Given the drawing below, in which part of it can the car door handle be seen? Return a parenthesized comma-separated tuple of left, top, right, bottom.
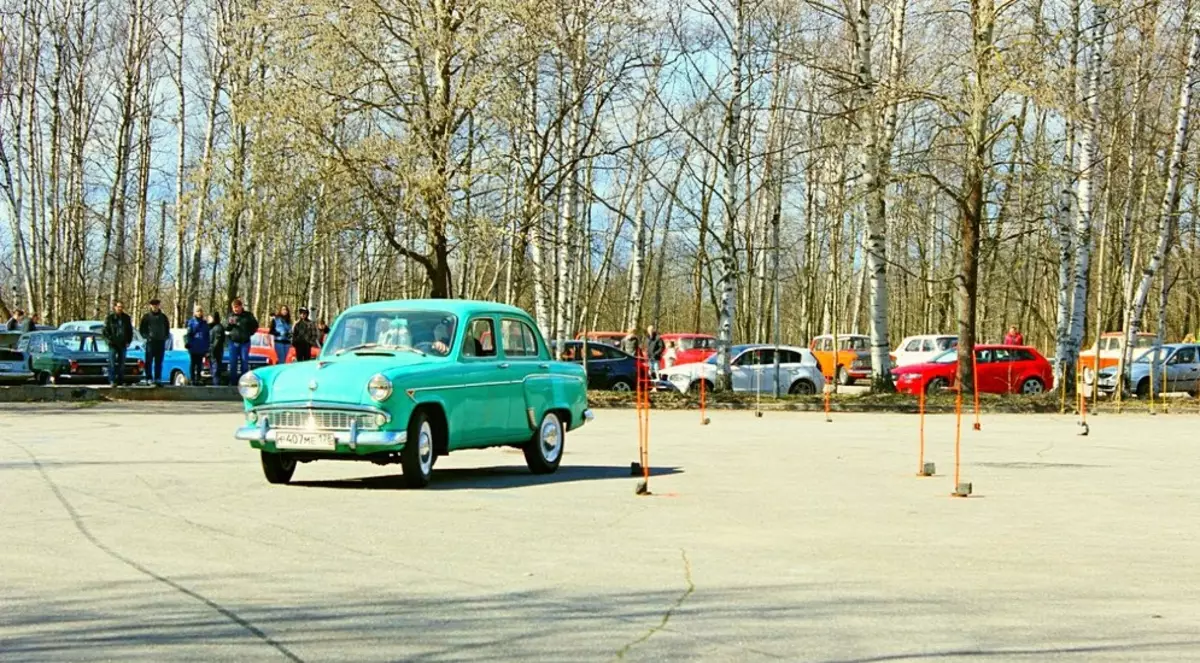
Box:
(539, 363, 549, 369)
(498, 363, 510, 369)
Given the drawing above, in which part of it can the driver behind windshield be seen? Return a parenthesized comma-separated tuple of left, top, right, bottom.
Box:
(415, 320, 453, 356)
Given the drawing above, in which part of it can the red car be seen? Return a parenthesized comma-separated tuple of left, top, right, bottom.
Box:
(661, 333, 717, 367)
(891, 344, 1054, 396)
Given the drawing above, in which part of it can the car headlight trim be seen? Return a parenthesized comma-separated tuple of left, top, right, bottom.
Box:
(368, 373, 393, 402)
(238, 372, 262, 400)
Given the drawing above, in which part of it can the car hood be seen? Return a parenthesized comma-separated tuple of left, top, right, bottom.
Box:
(891, 361, 948, 375)
(259, 352, 445, 404)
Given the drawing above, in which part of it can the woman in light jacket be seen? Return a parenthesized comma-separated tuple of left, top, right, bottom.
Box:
(269, 305, 293, 365)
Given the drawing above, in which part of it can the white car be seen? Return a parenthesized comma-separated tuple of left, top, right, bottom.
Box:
(60, 320, 147, 349)
(891, 334, 957, 367)
(662, 344, 826, 395)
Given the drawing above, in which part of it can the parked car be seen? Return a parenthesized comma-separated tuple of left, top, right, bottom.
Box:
(661, 333, 717, 368)
(891, 334, 958, 367)
(0, 331, 22, 349)
(1095, 343, 1200, 398)
(660, 344, 825, 395)
(59, 320, 147, 350)
(575, 331, 626, 347)
(250, 329, 279, 365)
(0, 346, 34, 384)
(234, 299, 592, 487)
(554, 340, 644, 391)
(809, 334, 871, 386)
(17, 331, 144, 384)
(203, 344, 271, 385)
(1079, 331, 1159, 385)
(891, 345, 1053, 396)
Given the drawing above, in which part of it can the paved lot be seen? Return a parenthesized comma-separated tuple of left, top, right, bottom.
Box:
(2, 404, 1199, 662)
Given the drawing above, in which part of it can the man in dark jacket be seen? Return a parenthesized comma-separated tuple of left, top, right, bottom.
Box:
(225, 298, 259, 382)
(207, 314, 226, 385)
(6, 309, 25, 331)
(102, 302, 134, 387)
(139, 298, 171, 385)
(292, 307, 319, 361)
(645, 325, 665, 377)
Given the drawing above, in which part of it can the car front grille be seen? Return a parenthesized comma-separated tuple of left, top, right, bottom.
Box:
(265, 408, 380, 431)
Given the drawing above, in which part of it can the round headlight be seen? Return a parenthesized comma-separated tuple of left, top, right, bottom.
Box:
(368, 374, 393, 402)
(238, 372, 262, 400)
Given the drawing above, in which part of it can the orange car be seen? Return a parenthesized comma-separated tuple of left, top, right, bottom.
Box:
(1079, 331, 1158, 383)
(809, 333, 872, 386)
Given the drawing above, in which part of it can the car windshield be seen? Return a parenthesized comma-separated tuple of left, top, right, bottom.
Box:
(1133, 347, 1167, 364)
(323, 310, 458, 358)
(930, 349, 958, 364)
(50, 333, 107, 353)
(680, 337, 715, 350)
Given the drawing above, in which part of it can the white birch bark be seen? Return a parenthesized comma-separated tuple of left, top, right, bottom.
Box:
(1064, 5, 1107, 379)
(1125, 23, 1200, 347)
(716, 0, 744, 391)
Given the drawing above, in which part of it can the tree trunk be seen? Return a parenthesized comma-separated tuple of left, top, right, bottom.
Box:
(716, 0, 744, 391)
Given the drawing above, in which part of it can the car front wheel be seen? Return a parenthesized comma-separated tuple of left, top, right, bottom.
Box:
(402, 412, 437, 488)
(524, 411, 564, 475)
(837, 366, 854, 386)
(925, 377, 950, 395)
(261, 451, 296, 484)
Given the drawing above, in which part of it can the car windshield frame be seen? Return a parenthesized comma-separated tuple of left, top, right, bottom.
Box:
(321, 310, 459, 358)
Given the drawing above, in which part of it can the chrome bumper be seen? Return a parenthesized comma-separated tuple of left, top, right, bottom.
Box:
(583, 408, 595, 422)
(234, 419, 406, 448)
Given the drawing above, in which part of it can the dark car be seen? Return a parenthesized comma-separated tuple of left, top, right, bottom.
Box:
(200, 344, 270, 385)
(0, 346, 34, 384)
(554, 340, 643, 391)
(0, 331, 22, 349)
(17, 331, 144, 385)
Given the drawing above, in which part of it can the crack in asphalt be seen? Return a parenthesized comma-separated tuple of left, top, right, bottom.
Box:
(614, 549, 696, 660)
(9, 440, 305, 663)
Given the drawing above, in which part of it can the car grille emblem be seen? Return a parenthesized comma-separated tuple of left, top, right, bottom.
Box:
(309, 380, 318, 391)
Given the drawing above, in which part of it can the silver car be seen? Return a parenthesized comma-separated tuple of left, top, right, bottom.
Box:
(1096, 343, 1200, 397)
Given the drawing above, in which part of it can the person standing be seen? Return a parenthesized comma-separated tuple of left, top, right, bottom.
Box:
(269, 305, 293, 364)
(645, 325, 665, 377)
(207, 313, 226, 385)
(185, 305, 211, 385)
(1004, 325, 1025, 346)
(317, 318, 331, 345)
(292, 307, 318, 361)
(225, 298, 259, 382)
(102, 302, 134, 387)
(6, 309, 24, 331)
(621, 328, 640, 358)
(139, 298, 171, 385)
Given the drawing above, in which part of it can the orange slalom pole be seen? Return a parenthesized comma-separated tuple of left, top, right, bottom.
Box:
(699, 372, 709, 425)
(953, 387, 963, 490)
(971, 351, 981, 431)
(918, 385, 927, 475)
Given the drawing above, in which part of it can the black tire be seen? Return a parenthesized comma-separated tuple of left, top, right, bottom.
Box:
(609, 378, 633, 392)
(261, 451, 296, 484)
(36, 372, 51, 385)
(1136, 378, 1150, 399)
(789, 379, 816, 395)
(925, 377, 950, 395)
(402, 410, 437, 488)
(1019, 377, 1045, 395)
(688, 379, 713, 395)
(171, 370, 188, 387)
(524, 411, 564, 475)
(837, 366, 854, 386)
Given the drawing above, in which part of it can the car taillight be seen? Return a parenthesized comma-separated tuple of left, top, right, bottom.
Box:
(69, 360, 79, 373)
(137, 359, 145, 369)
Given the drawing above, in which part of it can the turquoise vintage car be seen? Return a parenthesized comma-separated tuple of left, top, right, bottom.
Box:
(234, 299, 592, 487)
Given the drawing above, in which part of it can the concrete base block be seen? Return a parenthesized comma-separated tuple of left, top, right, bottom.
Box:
(953, 482, 973, 497)
(919, 462, 936, 477)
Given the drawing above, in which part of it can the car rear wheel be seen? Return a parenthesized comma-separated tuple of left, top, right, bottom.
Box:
(401, 412, 436, 488)
(36, 371, 51, 385)
(610, 379, 632, 392)
(1136, 378, 1151, 399)
(261, 451, 296, 484)
(837, 366, 853, 386)
(524, 411, 564, 475)
(789, 379, 816, 395)
(171, 370, 188, 387)
(1020, 377, 1045, 395)
(925, 377, 950, 395)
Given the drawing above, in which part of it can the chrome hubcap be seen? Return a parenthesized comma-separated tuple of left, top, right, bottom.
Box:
(612, 382, 631, 392)
(418, 421, 434, 473)
(1024, 380, 1042, 394)
(540, 415, 562, 463)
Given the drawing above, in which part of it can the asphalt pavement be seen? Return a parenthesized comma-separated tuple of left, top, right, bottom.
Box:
(2, 404, 1199, 661)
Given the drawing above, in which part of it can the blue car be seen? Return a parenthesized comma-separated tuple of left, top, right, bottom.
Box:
(553, 340, 641, 391)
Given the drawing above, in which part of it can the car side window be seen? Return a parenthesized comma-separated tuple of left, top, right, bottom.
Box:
(1170, 347, 1195, 364)
(462, 318, 497, 358)
(905, 339, 922, 352)
(992, 348, 1014, 362)
(500, 319, 539, 358)
(733, 351, 754, 366)
(920, 339, 934, 352)
(778, 349, 803, 364)
(1013, 349, 1036, 362)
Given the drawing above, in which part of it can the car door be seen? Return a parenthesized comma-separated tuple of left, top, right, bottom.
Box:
(453, 316, 512, 446)
(1166, 346, 1198, 392)
(730, 349, 757, 391)
(500, 317, 553, 441)
(973, 348, 1002, 393)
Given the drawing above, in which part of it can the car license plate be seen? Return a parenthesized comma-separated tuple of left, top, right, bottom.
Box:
(276, 432, 336, 450)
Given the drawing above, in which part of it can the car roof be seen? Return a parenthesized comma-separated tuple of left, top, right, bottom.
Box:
(344, 299, 533, 319)
(60, 320, 103, 328)
(732, 344, 811, 353)
(660, 332, 713, 338)
(813, 333, 868, 339)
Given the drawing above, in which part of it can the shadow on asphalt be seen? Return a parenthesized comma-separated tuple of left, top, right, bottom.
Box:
(290, 464, 683, 491)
